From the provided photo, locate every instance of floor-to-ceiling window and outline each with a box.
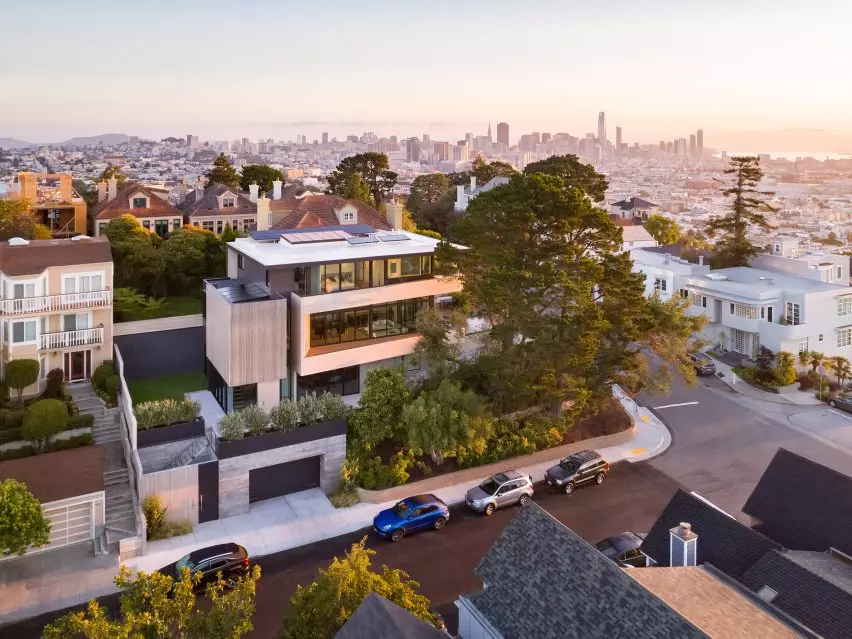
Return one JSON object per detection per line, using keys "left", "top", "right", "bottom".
{"left": 298, "top": 366, "right": 359, "bottom": 397}
{"left": 309, "top": 297, "right": 432, "bottom": 348}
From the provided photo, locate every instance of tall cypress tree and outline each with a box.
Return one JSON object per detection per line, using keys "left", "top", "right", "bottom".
{"left": 206, "top": 153, "right": 240, "bottom": 189}
{"left": 707, "top": 156, "right": 773, "bottom": 267}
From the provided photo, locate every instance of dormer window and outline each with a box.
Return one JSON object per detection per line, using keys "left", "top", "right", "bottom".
{"left": 343, "top": 210, "right": 355, "bottom": 222}
{"left": 132, "top": 197, "right": 148, "bottom": 209}
{"left": 222, "top": 197, "right": 235, "bottom": 208}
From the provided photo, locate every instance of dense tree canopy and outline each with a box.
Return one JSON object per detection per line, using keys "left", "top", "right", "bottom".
{"left": 0, "top": 199, "right": 52, "bottom": 241}
{"left": 350, "top": 368, "right": 410, "bottom": 448}
{"left": 0, "top": 479, "right": 50, "bottom": 556}
{"left": 98, "top": 165, "right": 128, "bottom": 186}
{"left": 450, "top": 155, "right": 517, "bottom": 187}
{"left": 239, "top": 164, "right": 284, "bottom": 195}
{"left": 326, "top": 153, "right": 397, "bottom": 206}
{"left": 523, "top": 154, "right": 609, "bottom": 202}
{"left": 206, "top": 153, "right": 241, "bottom": 189}
{"left": 644, "top": 214, "right": 682, "bottom": 245}
{"left": 406, "top": 173, "right": 455, "bottom": 233}
{"left": 335, "top": 172, "right": 372, "bottom": 204}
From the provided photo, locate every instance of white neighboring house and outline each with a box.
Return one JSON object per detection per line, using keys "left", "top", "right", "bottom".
{"left": 621, "top": 225, "right": 658, "bottom": 252}
{"left": 631, "top": 247, "right": 852, "bottom": 358}
{"left": 454, "top": 176, "right": 511, "bottom": 212}
{"left": 610, "top": 197, "right": 660, "bottom": 222}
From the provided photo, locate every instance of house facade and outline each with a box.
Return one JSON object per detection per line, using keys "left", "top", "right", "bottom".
{"left": 178, "top": 181, "right": 257, "bottom": 234}
{"left": 0, "top": 236, "right": 114, "bottom": 393}
{"left": 3, "top": 172, "right": 88, "bottom": 237}
{"left": 92, "top": 179, "right": 185, "bottom": 238}
{"left": 610, "top": 196, "right": 660, "bottom": 222}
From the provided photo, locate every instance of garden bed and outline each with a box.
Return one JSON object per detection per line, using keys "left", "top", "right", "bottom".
{"left": 216, "top": 419, "right": 347, "bottom": 460}
{"left": 137, "top": 417, "right": 206, "bottom": 448}
{"left": 128, "top": 372, "right": 207, "bottom": 404}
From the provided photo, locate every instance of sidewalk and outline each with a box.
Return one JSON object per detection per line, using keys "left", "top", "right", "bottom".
{"left": 711, "top": 358, "right": 822, "bottom": 406}
{"left": 0, "top": 393, "right": 671, "bottom": 626}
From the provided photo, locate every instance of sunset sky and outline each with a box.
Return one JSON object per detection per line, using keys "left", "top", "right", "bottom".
{"left": 4, "top": 0, "right": 851, "bottom": 150}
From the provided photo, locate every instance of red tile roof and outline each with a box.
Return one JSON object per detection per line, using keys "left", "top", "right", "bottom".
{"left": 270, "top": 195, "right": 391, "bottom": 231}
{"left": 92, "top": 182, "right": 184, "bottom": 220}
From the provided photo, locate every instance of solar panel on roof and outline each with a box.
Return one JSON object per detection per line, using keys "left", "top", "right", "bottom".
{"left": 281, "top": 230, "right": 351, "bottom": 244}
{"left": 347, "top": 236, "right": 380, "bottom": 245}
{"left": 377, "top": 233, "right": 410, "bottom": 242}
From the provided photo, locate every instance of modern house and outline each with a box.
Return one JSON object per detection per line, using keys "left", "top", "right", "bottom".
{"left": 178, "top": 182, "right": 256, "bottom": 234}
{"left": 204, "top": 216, "right": 462, "bottom": 411}
{"left": 92, "top": 179, "right": 185, "bottom": 238}
{"left": 0, "top": 235, "right": 113, "bottom": 392}
{"left": 3, "top": 172, "right": 88, "bottom": 237}
{"left": 454, "top": 176, "right": 511, "bottom": 212}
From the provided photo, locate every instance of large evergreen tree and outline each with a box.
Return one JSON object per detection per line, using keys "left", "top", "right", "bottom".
{"left": 523, "top": 154, "right": 608, "bottom": 202}
{"left": 326, "top": 153, "right": 397, "bottom": 206}
{"left": 206, "top": 153, "right": 241, "bottom": 189}
{"left": 239, "top": 164, "right": 284, "bottom": 194}
{"left": 706, "top": 156, "right": 773, "bottom": 267}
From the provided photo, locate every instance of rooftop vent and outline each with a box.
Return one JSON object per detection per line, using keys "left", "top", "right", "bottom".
{"left": 756, "top": 586, "right": 778, "bottom": 603}
{"left": 8, "top": 237, "right": 30, "bottom": 246}
{"left": 704, "top": 273, "right": 728, "bottom": 281}
{"left": 71, "top": 235, "right": 90, "bottom": 241}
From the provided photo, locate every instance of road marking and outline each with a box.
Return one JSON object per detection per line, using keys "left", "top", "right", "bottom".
{"left": 653, "top": 401, "right": 699, "bottom": 409}
{"left": 640, "top": 415, "right": 651, "bottom": 423}
{"left": 630, "top": 447, "right": 646, "bottom": 455}
{"left": 828, "top": 409, "right": 852, "bottom": 423}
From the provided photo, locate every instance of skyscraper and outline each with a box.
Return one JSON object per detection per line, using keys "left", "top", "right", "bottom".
{"left": 496, "top": 122, "right": 510, "bottom": 147}
{"left": 406, "top": 137, "right": 421, "bottom": 163}
{"left": 541, "top": 132, "right": 551, "bottom": 144}
{"left": 322, "top": 132, "right": 329, "bottom": 145}
{"left": 615, "top": 126, "right": 623, "bottom": 153}
{"left": 697, "top": 129, "right": 704, "bottom": 156}
{"left": 689, "top": 134, "right": 697, "bottom": 157}
{"left": 487, "top": 123, "right": 492, "bottom": 143}
{"left": 597, "top": 112, "right": 606, "bottom": 145}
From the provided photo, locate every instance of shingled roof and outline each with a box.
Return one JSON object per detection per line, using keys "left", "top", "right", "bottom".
{"left": 270, "top": 194, "right": 392, "bottom": 231}
{"left": 177, "top": 183, "right": 256, "bottom": 218}
{"left": 743, "top": 448, "right": 852, "bottom": 555}
{"left": 613, "top": 196, "right": 659, "bottom": 210}
{"left": 0, "top": 236, "right": 113, "bottom": 276}
{"left": 742, "top": 549, "right": 852, "bottom": 639}
{"left": 639, "top": 490, "right": 782, "bottom": 581}
{"left": 334, "top": 593, "right": 444, "bottom": 639}
{"left": 463, "top": 503, "right": 706, "bottom": 638}
{"left": 92, "top": 182, "right": 184, "bottom": 220}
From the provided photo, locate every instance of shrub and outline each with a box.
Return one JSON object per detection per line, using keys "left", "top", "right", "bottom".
{"left": 104, "top": 375, "right": 119, "bottom": 406}
{"left": 134, "top": 398, "right": 200, "bottom": 430}
{"left": 317, "top": 392, "right": 348, "bottom": 422}
{"left": 22, "top": 399, "right": 68, "bottom": 452}
{"left": 92, "top": 361, "right": 115, "bottom": 392}
{"left": 774, "top": 351, "right": 798, "bottom": 386}
{"left": 353, "top": 448, "right": 416, "bottom": 489}
{"left": 48, "top": 433, "right": 93, "bottom": 451}
{"left": 0, "top": 445, "right": 35, "bottom": 461}
{"left": 68, "top": 413, "right": 95, "bottom": 430}
{"left": 218, "top": 411, "right": 245, "bottom": 441}
{"left": 40, "top": 369, "right": 65, "bottom": 400}
{"left": 143, "top": 494, "right": 167, "bottom": 539}
{"left": 5, "top": 359, "right": 40, "bottom": 404}
{"left": 816, "top": 389, "right": 832, "bottom": 402}
{"left": 0, "top": 427, "right": 22, "bottom": 445}
{"left": 270, "top": 399, "right": 300, "bottom": 432}
{"left": 5, "top": 410, "right": 26, "bottom": 430}
{"left": 297, "top": 394, "right": 323, "bottom": 425}
{"left": 241, "top": 404, "right": 269, "bottom": 436}
{"left": 329, "top": 481, "right": 359, "bottom": 508}
{"left": 164, "top": 520, "right": 193, "bottom": 538}
{"left": 0, "top": 408, "right": 8, "bottom": 429}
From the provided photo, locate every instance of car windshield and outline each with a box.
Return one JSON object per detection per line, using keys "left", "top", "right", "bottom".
{"left": 479, "top": 479, "right": 500, "bottom": 495}
{"left": 391, "top": 501, "right": 412, "bottom": 518}
{"left": 559, "top": 459, "right": 579, "bottom": 472}
{"left": 176, "top": 555, "right": 196, "bottom": 572}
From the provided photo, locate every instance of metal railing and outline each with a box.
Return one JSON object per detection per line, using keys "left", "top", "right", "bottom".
{"left": 161, "top": 436, "right": 208, "bottom": 471}
{"left": 0, "top": 289, "right": 112, "bottom": 315}
{"left": 38, "top": 327, "right": 104, "bottom": 350}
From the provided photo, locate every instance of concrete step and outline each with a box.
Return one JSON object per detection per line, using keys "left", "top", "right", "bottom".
{"left": 95, "top": 436, "right": 122, "bottom": 445}
{"left": 93, "top": 427, "right": 121, "bottom": 436}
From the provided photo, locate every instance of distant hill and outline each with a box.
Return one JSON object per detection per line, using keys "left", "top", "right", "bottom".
{"left": 0, "top": 137, "right": 34, "bottom": 150}
{"left": 58, "top": 133, "right": 131, "bottom": 148}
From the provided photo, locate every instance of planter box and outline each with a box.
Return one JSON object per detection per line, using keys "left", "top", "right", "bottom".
{"left": 216, "top": 419, "right": 347, "bottom": 460}
{"left": 137, "top": 417, "right": 206, "bottom": 448}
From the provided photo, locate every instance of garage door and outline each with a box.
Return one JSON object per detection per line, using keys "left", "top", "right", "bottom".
{"left": 248, "top": 456, "right": 321, "bottom": 503}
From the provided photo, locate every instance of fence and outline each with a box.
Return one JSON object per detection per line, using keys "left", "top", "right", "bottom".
{"left": 139, "top": 465, "right": 199, "bottom": 526}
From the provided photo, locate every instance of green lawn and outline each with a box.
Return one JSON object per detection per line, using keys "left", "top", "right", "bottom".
{"left": 128, "top": 372, "right": 207, "bottom": 405}
{"left": 115, "top": 295, "right": 203, "bottom": 323}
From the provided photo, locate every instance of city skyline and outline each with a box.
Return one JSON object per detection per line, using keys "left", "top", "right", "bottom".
{"left": 3, "top": 0, "right": 851, "bottom": 150}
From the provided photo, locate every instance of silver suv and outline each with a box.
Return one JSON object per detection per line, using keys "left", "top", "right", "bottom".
{"left": 465, "top": 470, "right": 534, "bottom": 516}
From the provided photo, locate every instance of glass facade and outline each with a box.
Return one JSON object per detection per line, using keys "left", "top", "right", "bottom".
{"left": 298, "top": 366, "right": 360, "bottom": 397}
{"left": 309, "top": 296, "right": 432, "bottom": 348}
{"left": 300, "top": 256, "right": 433, "bottom": 296}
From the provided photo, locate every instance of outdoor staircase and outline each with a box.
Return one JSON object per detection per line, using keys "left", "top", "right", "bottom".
{"left": 67, "top": 383, "right": 138, "bottom": 548}
{"left": 161, "top": 435, "right": 209, "bottom": 471}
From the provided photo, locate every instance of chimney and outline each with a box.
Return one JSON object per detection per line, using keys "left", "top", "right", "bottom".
{"left": 177, "top": 183, "right": 187, "bottom": 204}
{"left": 97, "top": 181, "right": 107, "bottom": 203}
{"left": 195, "top": 183, "right": 204, "bottom": 202}
{"left": 249, "top": 182, "right": 259, "bottom": 203}
{"left": 698, "top": 255, "right": 704, "bottom": 266}
{"left": 669, "top": 522, "right": 697, "bottom": 567}
{"left": 272, "top": 179, "right": 283, "bottom": 200}
{"left": 385, "top": 199, "right": 403, "bottom": 231}
{"left": 107, "top": 177, "right": 118, "bottom": 202}
{"left": 470, "top": 176, "right": 477, "bottom": 192}
{"left": 256, "top": 193, "right": 271, "bottom": 232}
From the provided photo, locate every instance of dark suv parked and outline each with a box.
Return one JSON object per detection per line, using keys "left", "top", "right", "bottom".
{"left": 159, "top": 543, "right": 249, "bottom": 591}
{"left": 688, "top": 352, "right": 716, "bottom": 375}
{"left": 545, "top": 449, "right": 609, "bottom": 494}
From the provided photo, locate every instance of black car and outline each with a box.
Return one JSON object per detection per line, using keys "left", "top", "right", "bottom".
{"left": 159, "top": 543, "right": 249, "bottom": 591}
{"left": 544, "top": 449, "right": 609, "bottom": 494}
{"left": 688, "top": 352, "right": 716, "bottom": 375}
{"left": 826, "top": 395, "right": 852, "bottom": 413}
{"left": 595, "top": 532, "right": 648, "bottom": 567}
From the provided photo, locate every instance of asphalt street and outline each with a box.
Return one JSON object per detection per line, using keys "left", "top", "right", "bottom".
{"left": 0, "top": 462, "right": 682, "bottom": 639}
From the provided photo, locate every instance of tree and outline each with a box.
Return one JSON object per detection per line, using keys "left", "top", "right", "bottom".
{"left": 407, "top": 174, "right": 450, "bottom": 217}
{"left": 471, "top": 155, "right": 517, "bottom": 184}
{"left": 0, "top": 199, "right": 52, "bottom": 241}
{"left": 23, "top": 399, "right": 68, "bottom": 452}
{"left": 113, "top": 287, "right": 163, "bottom": 322}
{"left": 774, "top": 352, "right": 798, "bottom": 386}
{"left": 644, "top": 214, "right": 682, "bottom": 245}
{"left": 706, "top": 156, "right": 773, "bottom": 267}
{"left": 105, "top": 215, "right": 165, "bottom": 296}
{"left": 221, "top": 224, "right": 246, "bottom": 243}
{"left": 161, "top": 226, "right": 224, "bottom": 294}
{"left": 326, "top": 153, "right": 397, "bottom": 207}
{"left": 43, "top": 564, "right": 260, "bottom": 638}
{"left": 5, "top": 358, "right": 40, "bottom": 404}
{"left": 206, "top": 153, "right": 241, "bottom": 189}
{"left": 336, "top": 172, "right": 372, "bottom": 204}
{"left": 350, "top": 367, "right": 410, "bottom": 447}
{"left": 0, "top": 479, "right": 50, "bottom": 556}
{"left": 403, "top": 379, "right": 489, "bottom": 465}
{"left": 523, "top": 154, "right": 608, "bottom": 202}
{"left": 412, "top": 308, "right": 460, "bottom": 383}
{"left": 98, "top": 165, "right": 128, "bottom": 186}
{"left": 277, "top": 538, "right": 437, "bottom": 639}
{"left": 827, "top": 356, "right": 852, "bottom": 386}
{"left": 239, "top": 165, "right": 284, "bottom": 195}
{"left": 809, "top": 351, "right": 825, "bottom": 374}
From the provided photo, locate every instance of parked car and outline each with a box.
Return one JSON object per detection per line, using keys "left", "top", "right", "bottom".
{"left": 826, "top": 395, "right": 852, "bottom": 413}
{"left": 595, "top": 532, "right": 648, "bottom": 567}
{"left": 688, "top": 352, "right": 716, "bottom": 375}
{"left": 159, "top": 543, "right": 249, "bottom": 591}
{"left": 373, "top": 494, "right": 450, "bottom": 542}
{"left": 465, "top": 471, "right": 534, "bottom": 515}
{"left": 544, "top": 449, "right": 609, "bottom": 494}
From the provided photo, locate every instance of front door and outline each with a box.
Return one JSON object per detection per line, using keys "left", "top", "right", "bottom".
{"left": 64, "top": 350, "right": 91, "bottom": 382}
{"left": 198, "top": 461, "right": 220, "bottom": 523}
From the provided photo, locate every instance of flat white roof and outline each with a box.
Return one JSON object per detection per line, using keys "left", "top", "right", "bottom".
{"left": 630, "top": 249, "right": 708, "bottom": 275}
{"left": 686, "top": 266, "right": 846, "bottom": 298}
{"left": 229, "top": 230, "right": 458, "bottom": 267}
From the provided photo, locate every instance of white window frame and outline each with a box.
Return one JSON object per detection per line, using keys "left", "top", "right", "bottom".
{"left": 62, "top": 312, "right": 91, "bottom": 332}
{"left": 837, "top": 265, "right": 843, "bottom": 281}
{"left": 799, "top": 338, "right": 809, "bottom": 354}
{"left": 732, "top": 303, "right": 759, "bottom": 320}
{"left": 839, "top": 297, "right": 852, "bottom": 317}
{"left": 11, "top": 319, "right": 38, "bottom": 345}
{"left": 838, "top": 327, "right": 852, "bottom": 348}
{"left": 785, "top": 301, "right": 801, "bottom": 326}
{"left": 62, "top": 271, "right": 106, "bottom": 295}
{"left": 222, "top": 197, "right": 236, "bottom": 208}
{"left": 342, "top": 210, "right": 356, "bottom": 222}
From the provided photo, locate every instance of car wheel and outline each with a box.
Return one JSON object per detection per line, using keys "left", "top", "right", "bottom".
{"left": 564, "top": 482, "right": 575, "bottom": 495}
{"left": 484, "top": 503, "right": 495, "bottom": 516}
{"left": 391, "top": 528, "right": 404, "bottom": 542}
{"left": 434, "top": 517, "right": 447, "bottom": 530}
{"left": 519, "top": 493, "right": 531, "bottom": 506}
{"left": 829, "top": 400, "right": 837, "bottom": 407}
{"left": 595, "top": 473, "right": 606, "bottom": 485}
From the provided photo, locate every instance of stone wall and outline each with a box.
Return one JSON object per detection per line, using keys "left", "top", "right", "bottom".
{"left": 217, "top": 434, "right": 346, "bottom": 518}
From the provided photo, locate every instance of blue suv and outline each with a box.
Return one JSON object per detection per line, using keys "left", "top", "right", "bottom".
{"left": 373, "top": 494, "right": 450, "bottom": 542}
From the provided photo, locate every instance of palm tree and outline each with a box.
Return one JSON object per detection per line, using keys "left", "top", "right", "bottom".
{"left": 826, "top": 356, "right": 852, "bottom": 386}
{"left": 809, "top": 351, "right": 825, "bottom": 374}
{"left": 798, "top": 351, "right": 809, "bottom": 370}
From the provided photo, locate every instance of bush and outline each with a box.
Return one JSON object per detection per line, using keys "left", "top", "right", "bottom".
{"left": 270, "top": 399, "right": 300, "bottom": 433}
{"left": 142, "top": 494, "right": 167, "bottom": 539}
{"left": 48, "top": 433, "right": 93, "bottom": 451}
{"left": 353, "top": 448, "right": 417, "bottom": 490}
{"left": 774, "top": 351, "right": 797, "bottom": 386}
{"left": 297, "top": 394, "right": 323, "bottom": 425}
{"left": 0, "top": 408, "right": 9, "bottom": 429}
{"left": 104, "top": 375, "right": 119, "bottom": 406}
{"left": 218, "top": 411, "right": 245, "bottom": 441}
{"left": 0, "top": 427, "right": 22, "bottom": 445}
{"left": 317, "top": 392, "right": 348, "bottom": 422}
{"left": 816, "top": 389, "right": 832, "bottom": 402}
{"left": 454, "top": 418, "right": 537, "bottom": 469}
{"left": 241, "top": 404, "right": 269, "bottom": 436}
{"left": 328, "top": 481, "right": 359, "bottom": 508}
{"left": 134, "top": 398, "right": 200, "bottom": 430}
{"left": 4, "top": 410, "right": 26, "bottom": 430}
{"left": 92, "top": 361, "right": 115, "bottom": 391}
{"left": 40, "top": 369, "right": 65, "bottom": 400}
{"left": 0, "top": 445, "right": 34, "bottom": 461}
{"left": 5, "top": 359, "right": 40, "bottom": 404}
{"left": 68, "top": 413, "right": 95, "bottom": 430}
{"left": 22, "top": 399, "right": 68, "bottom": 452}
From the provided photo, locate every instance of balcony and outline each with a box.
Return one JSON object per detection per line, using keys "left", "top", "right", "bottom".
{"left": 0, "top": 290, "right": 112, "bottom": 316}
{"left": 39, "top": 327, "right": 104, "bottom": 350}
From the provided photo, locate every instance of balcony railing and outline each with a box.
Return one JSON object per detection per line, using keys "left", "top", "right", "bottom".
{"left": 39, "top": 327, "right": 104, "bottom": 350}
{"left": 0, "top": 290, "right": 112, "bottom": 315}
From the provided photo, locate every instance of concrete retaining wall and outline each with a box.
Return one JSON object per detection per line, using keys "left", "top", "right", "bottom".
{"left": 356, "top": 426, "right": 635, "bottom": 504}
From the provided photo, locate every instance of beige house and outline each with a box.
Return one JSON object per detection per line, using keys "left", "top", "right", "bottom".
{"left": 0, "top": 236, "right": 114, "bottom": 394}
{"left": 92, "top": 179, "right": 185, "bottom": 238}
{"left": 178, "top": 182, "right": 256, "bottom": 234}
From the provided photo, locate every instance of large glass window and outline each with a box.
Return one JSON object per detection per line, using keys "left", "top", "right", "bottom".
{"left": 310, "top": 314, "right": 326, "bottom": 347}
{"left": 298, "top": 366, "right": 359, "bottom": 397}
{"left": 355, "top": 308, "right": 370, "bottom": 340}
{"left": 372, "top": 260, "right": 385, "bottom": 287}
{"left": 421, "top": 255, "right": 432, "bottom": 274}
{"left": 304, "top": 256, "right": 434, "bottom": 294}
{"left": 340, "top": 262, "right": 355, "bottom": 291}
{"left": 401, "top": 256, "right": 421, "bottom": 277}
{"left": 323, "top": 263, "right": 340, "bottom": 293}
{"left": 12, "top": 320, "right": 37, "bottom": 344}
{"left": 371, "top": 304, "right": 389, "bottom": 337}
{"left": 309, "top": 297, "right": 433, "bottom": 348}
